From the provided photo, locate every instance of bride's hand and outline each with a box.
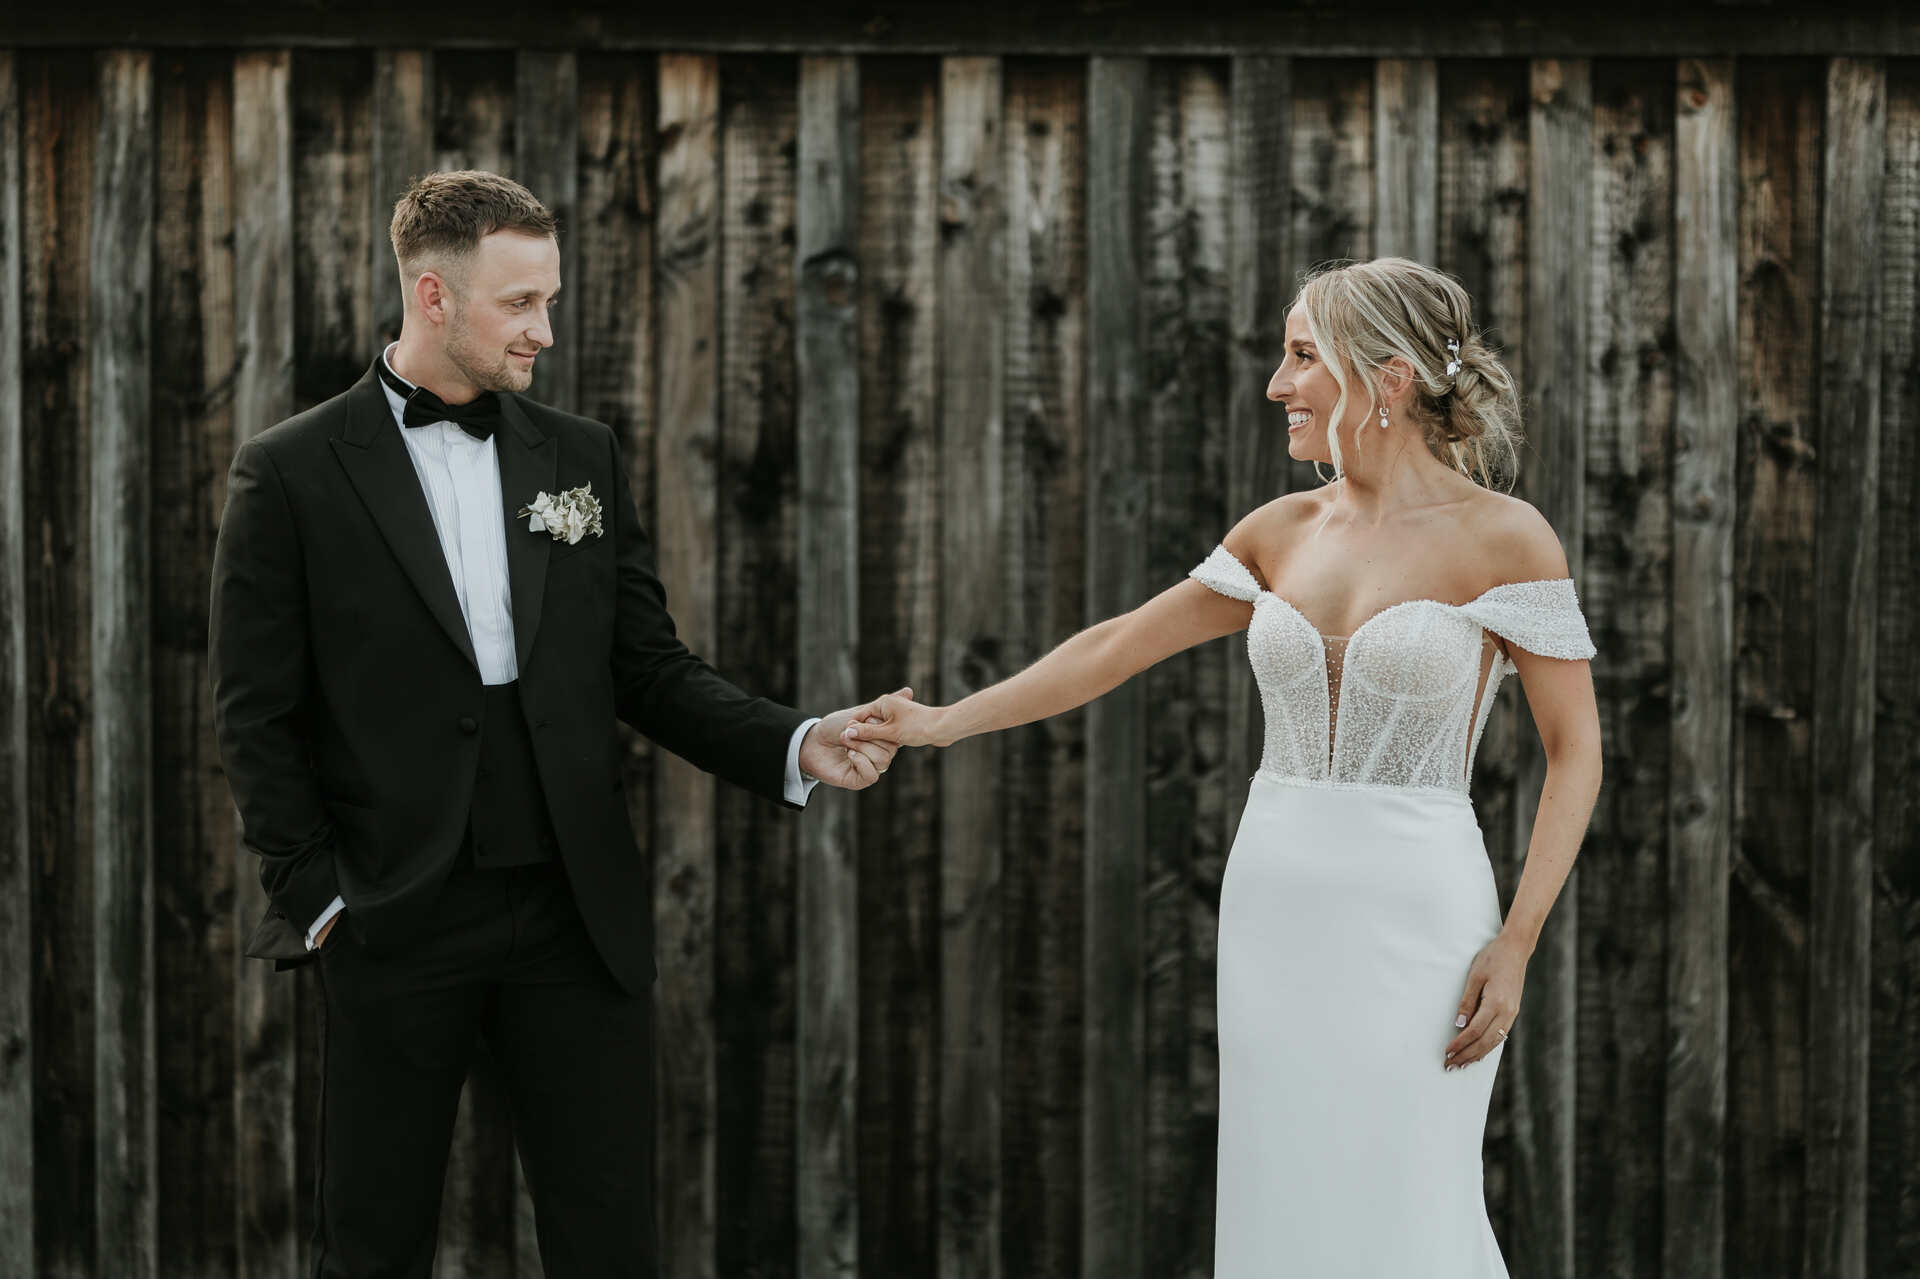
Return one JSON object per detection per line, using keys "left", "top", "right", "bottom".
{"left": 1444, "top": 932, "right": 1528, "bottom": 1070}
{"left": 842, "top": 690, "right": 948, "bottom": 750}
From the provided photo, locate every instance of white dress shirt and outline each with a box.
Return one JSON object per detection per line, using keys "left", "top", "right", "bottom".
{"left": 307, "top": 346, "right": 818, "bottom": 947}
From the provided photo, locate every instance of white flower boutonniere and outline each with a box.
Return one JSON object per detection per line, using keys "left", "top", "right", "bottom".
{"left": 517, "top": 483, "right": 605, "bottom": 545}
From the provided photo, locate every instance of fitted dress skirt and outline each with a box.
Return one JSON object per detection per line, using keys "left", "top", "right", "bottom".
{"left": 1212, "top": 773, "right": 1511, "bottom": 1277}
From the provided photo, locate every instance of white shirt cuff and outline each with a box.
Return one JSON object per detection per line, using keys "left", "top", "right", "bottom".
{"left": 786, "top": 718, "right": 822, "bottom": 806}
{"left": 306, "top": 895, "right": 347, "bottom": 950}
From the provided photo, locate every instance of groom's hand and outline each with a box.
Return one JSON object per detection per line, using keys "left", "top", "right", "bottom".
{"left": 800, "top": 688, "right": 913, "bottom": 790}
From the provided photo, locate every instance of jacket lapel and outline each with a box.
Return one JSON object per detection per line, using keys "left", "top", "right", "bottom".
{"left": 328, "top": 361, "right": 480, "bottom": 673}
{"left": 495, "top": 393, "right": 555, "bottom": 671}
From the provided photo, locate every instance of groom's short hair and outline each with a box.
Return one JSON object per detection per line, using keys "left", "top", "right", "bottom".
{"left": 389, "top": 170, "right": 557, "bottom": 294}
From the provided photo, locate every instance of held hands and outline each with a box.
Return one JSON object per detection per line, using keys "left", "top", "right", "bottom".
{"left": 839, "top": 689, "right": 948, "bottom": 750}
{"left": 799, "top": 688, "right": 916, "bottom": 790}
{"left": 1444, "top": 931, "right": 1529, "bottom": 1070}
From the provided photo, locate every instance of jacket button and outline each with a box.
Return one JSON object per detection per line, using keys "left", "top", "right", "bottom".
{"left": 458, "top": 716, "right": 478, "bottom": 734}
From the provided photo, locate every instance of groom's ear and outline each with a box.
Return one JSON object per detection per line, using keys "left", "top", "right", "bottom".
{"left": 412, "top": 268, "right": 454, "bottom": 324}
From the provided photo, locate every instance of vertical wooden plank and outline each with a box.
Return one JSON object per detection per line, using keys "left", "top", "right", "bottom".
{"left": 229, "top": 49, "right": 297, "bottom": 1279}
{"left": 1372, "top": 58, "right": 1437, "bottom": 262}
{"left": 292, "top": 51, "right": 373, "bottom": 408}
{"left": 152, "top": 48, "right": 240, "bottom": 1278}
{"left": 854, "top": 56, "right": 940, "bottom": 1279}
{"left": 1868, "top": 57, "right": 1920, "bottom": 1279}
{"left": 0, "top": 47, "right": 31, "bottom": 1279}
{"left": 1668, "top": 54, "right": 1736, "bottom": 1279}
{"left": 1082, "top": 54, "right": 1148, "bottom": 1279}
{"left": 936, "top": 53, "right": 1004, "bottom": 1279}
{"left": 1001, "top": 56, "right": 1086, "bottom": 1279}
{"left": 1141, "top": 58, "right": 1229, "bottom": 1279}
{"left": 1224, "top": 55, "right": 1289, "bottom": 833}
{"left": 370, "top": 50, "right": 433, "bottom": 348}
{"left": 795, "top": 52, "right": 860, "bottom": 1279}
{"left": 433, "top": 52, "right": 515, "bottom": 176}
{"left": 1284, "top": 58, "right": 1370, "bottom": 493}
{"left": 654, "top": 52, "right": 722, "bottom": 1279}
{"left": 1509, "top": 56, "right": 1588, "bottom": 1279}
{"left": 90, "top": 47, "right": 156, "bottom": 1279}
{"left": 1576, "top": 56, "right": 1675, "bottom": 1279}
{"left": 23, "top": 48, "right": 97, "bottom": 1279}
{"left": 1805, "top": 55, "right": 1883, "bottom": 1279}
{"left": 516, "top": 51, "right": 579, "bottom": 413}
{"left": 1436, "top": 56, "right": 1529, "bottom": 1246}
{"left": 714, "top": 51, "right": 799, "bottom": 1279}
{"left": 1729, "top": 57, "right": 1821, "bottom": 1279}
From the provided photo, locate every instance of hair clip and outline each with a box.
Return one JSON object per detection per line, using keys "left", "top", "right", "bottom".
{"left": 1444, "top": 339, "right": 1462, "bottom": 379}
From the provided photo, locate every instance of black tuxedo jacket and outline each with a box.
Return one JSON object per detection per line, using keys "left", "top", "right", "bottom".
{"left": 209, "top": 358, "right": 807, "bottom": 995}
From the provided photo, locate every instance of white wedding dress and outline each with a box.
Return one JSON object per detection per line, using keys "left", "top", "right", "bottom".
{"left": 1189, "top": 544, "right": 1596, "bottom": 1278}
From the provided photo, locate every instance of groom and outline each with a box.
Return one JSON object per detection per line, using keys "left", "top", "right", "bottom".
{"left": 210, "top": 169, "right": 898, "bottom": 1276}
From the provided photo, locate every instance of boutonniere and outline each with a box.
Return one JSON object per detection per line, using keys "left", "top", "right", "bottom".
{"left": 517, "top": 483, "right": 605, "bottom": 545}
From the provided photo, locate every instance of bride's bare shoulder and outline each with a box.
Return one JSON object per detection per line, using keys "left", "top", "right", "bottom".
{"left": 1463, "top": 489, "right": 1572, "bottom": 585}
{"left": 1219, "top": 491, "right": 1328, "bottom": 585}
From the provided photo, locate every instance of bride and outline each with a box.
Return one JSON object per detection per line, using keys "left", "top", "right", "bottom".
{"left": 847, "top": 257, "right": 1603, "bottom": 1275}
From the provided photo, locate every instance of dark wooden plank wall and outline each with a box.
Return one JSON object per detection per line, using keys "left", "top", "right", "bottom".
{"left": 2, "top": 48, "right": 1916, "bottom": 1279}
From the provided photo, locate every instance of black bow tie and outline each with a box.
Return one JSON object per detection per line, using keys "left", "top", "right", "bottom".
{"left": 377, "top": 358, "right": 503, "bottom": 441}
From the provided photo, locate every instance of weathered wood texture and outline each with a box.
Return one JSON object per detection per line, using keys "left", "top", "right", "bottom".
{"left": 1581, "top": 57, "right": 1674, "bottom": 1279}
{"left": 3, "top": 45, "right": 1916, "bottom": 1279}
{"left": 853, "top": 53, "right": 941, "bottom": 1279}
{"left": 653, "top": 51, "right": 723, "bottom": 1279}
{"left": 795, "top": 51, "right": 861, "bottom": 1279}
{"left": 88, "top": 48, "right": 156, "bottom": 1279}
{"left": 1806, "top": 56, "right": 1884, "bottom": 1279}
{"left": 1730, "top": 56, "right": 1823, "bottom": 1279}
{"left": 935, "top": 54, "right": 1006, "bottom": 1279}
{"left": 714, "top": 53, "right": 800, "bottom": 1279}
{"left": 1082, "top": 54, "right": 1150, "bottom": 1279}
{"left": 1000, "top": 56, "right": 1086, "bottom": 1279}
{"left": 1667, "top": 54, "right": 1736, "bottom": 1279}
{"left": 1871, "top": 57, "right": 1920, "bottom": 1279}
{"left": 0, "top": 47, "right": 29, "bottom": 1279}
{"left": 1142, "top": 59, "right": 1229, "bottom": 1279}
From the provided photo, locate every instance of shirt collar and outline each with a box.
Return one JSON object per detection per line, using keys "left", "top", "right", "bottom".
{"left": 377, "top": 343, "right": 414, "bottom": 430}
{"left": 378, "top": 343, "right": 492, "bottom": 444}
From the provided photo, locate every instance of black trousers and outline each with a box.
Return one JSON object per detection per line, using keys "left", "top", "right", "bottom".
{"left": 312, "top": 846, "right": 655, "bottom": 1277}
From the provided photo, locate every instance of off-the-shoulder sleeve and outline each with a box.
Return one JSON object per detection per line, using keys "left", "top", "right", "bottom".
{"left": 1457, "top": 578, "right": 1596, "bottom": 660}
{"left": 1188, "top": 544, "right": 1264, "bottom": 602}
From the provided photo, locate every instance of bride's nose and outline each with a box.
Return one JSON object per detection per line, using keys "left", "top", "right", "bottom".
{"left": 1267, "top": 367, "right": 1289, "bottom": 401}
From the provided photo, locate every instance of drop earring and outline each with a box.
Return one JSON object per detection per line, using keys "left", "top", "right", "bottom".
{"left": 1378, "top": 404, "right": 1389, "bottom": 430}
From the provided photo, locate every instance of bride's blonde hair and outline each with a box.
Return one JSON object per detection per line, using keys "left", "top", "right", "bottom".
{"left": 1293, "top": 257, "right": 1523, "bottom": 489}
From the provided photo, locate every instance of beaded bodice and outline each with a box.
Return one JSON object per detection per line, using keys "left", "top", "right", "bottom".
{"left": 1191, "top": 544, "right": 1596, "bottom": 797}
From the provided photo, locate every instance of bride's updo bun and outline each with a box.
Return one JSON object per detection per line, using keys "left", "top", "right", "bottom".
{"left": 1294, "top": 257, "right": 1523, "bottom": 489}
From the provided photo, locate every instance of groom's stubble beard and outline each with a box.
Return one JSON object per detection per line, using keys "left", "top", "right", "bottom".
{"left": 443, "top": 290, "right": 534, "bottom": 395}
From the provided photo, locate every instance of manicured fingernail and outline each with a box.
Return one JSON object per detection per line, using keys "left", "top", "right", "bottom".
{"left": 1455, "top": 1014, "right": 1467, "bottom": 1027}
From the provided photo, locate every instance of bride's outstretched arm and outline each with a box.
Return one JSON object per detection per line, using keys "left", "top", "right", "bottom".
{"left": 845, "top": 578, "right": 1253, "bottom": 750}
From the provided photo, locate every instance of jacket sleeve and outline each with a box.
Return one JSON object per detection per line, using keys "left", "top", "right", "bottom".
{"left": 605, "top": 429, "right": 809, "bottom": 807}
{"left": 208, "top": 437, "right": 343, "bottom": 927}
